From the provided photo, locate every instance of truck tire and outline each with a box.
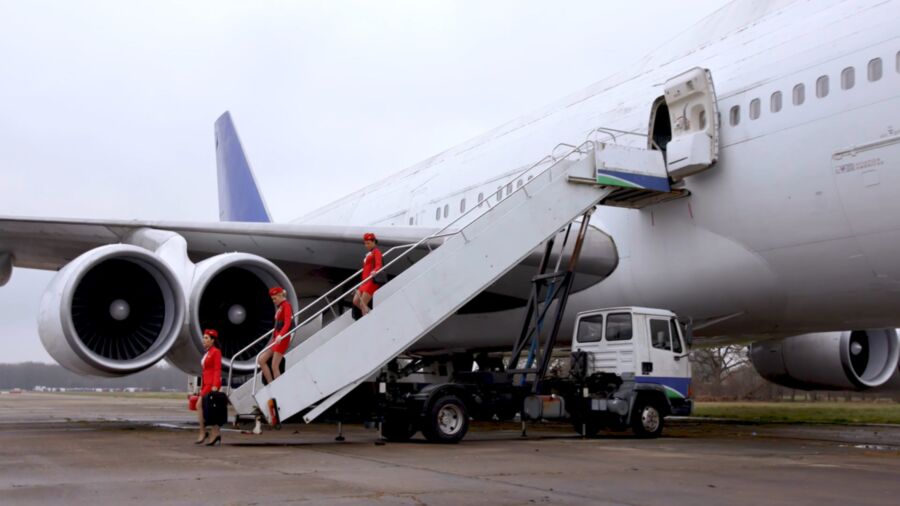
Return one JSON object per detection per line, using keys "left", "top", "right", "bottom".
{"left": 630, "top": 398, "right": 664, "bottom": 438}
{"left": 381, "top": 417, "right": 418, "bottom": 442}
{"left": 422, "top": 394, "right": 469, "bottom": 444}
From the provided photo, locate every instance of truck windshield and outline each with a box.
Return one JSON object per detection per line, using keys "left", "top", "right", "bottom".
{"left": 669, "top": 319, "right": 683, "bottom": 353}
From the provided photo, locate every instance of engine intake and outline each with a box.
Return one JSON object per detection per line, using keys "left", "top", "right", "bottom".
{"left": 166, "top": 253, "right": 297, "bottom": 375}
{"left": 38, "top": 245, "right": 185, "bottom": 377}
{"left": 750, "top": 330, "right": 900, "bottom": 390}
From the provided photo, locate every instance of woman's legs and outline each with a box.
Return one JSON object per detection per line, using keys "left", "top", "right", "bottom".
{"left": 208, "top": 424, "right": 221, "bottom": 443}
{"left": 352, "top": 289, "right": 364, "bottom": 313}
{"left": 272, "top": 352, "right": 285, "bottom": 380}
{"left": 196, "top": 394, "right": 206, "bottom": 443}
{"left": 258, "top": 348, "right": 274, "bottom": 384}
{"left": 360, "top": 292, "right": 373, "bottom": 316}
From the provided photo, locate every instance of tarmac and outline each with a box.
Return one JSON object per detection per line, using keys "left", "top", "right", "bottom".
{"left": 1, "top": 392, "right": 899, "bottom": 505}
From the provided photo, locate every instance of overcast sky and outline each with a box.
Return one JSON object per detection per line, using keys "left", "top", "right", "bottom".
{"left": 0, "top": 0, "right": 729, "bottom": 364}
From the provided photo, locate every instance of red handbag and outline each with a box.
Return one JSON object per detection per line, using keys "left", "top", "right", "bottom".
{"left": 188, "top": 394, "right": 199, "bottom": 411}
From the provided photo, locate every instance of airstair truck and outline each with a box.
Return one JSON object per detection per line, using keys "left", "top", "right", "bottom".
{"left": 222, "top": 146, "right": 699, "bottom": 441}
{"left": 227, "top": 76, "right": 717, "bottom": 441}
{"left": 225, "top": 135, "right": 703, "bottom": 442}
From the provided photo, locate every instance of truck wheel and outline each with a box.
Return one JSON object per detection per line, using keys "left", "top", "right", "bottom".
{"left": 422, "top": 394, "right": 469, "bottom": 444}
{"left": 631, "top": 399, "right": 664, "bottom": 438}
{"left": 381, "top": 417, "right": 418, "bottom": 442}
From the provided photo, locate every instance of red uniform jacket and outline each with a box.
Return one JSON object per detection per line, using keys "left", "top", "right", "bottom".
{"left": 200, "top": 346, "right": 222, "bottom": 394}
{"left": 273, "top": 300, "right": 293, "bottom": 338}
{"left": 360, "top": 248, "right": 383, "bottom": 294}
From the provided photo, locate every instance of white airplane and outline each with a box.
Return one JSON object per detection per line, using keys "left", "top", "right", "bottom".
{"left": 2, "top": 0, "right": 899, "bottom": 393}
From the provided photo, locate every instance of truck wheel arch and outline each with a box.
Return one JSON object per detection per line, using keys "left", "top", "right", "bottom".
{"left": 630, "top": 386, "right": 672, "bottom": 418}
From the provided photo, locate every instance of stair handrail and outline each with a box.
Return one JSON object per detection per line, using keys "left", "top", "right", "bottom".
{"left": 225, "top": 241, "right": 418, "bottom": 393}
{"left": 240, "top": 138, "right": 601, "bottom": 397}
{"left": 587, "top": 126, "right": 664, "bottom": 152}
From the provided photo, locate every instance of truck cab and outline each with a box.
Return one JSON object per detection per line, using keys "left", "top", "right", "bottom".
{"left": 569, "top": 306, "right": 692, "bottom": 437}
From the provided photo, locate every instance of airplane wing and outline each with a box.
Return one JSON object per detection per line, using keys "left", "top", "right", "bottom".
{"left": 0, "top": 215, "right": 443, "bottom": 295}
{"left": 0, "top": 215, "right": 613, "bottom": 299}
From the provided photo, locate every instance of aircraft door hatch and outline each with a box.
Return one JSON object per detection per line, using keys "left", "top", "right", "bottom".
{"left": 662, "top": 67, "right": 719, "bottom": 180}
{"left": 648, "top": 96, "right": 671, "bottom": 159}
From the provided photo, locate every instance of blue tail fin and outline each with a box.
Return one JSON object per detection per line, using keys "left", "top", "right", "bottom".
{"left": 214, "top": 111, "right": 272, "bottom": 222}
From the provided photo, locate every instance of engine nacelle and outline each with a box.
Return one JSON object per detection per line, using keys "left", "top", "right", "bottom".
{"left": 166, "top": 253, "right": 297, "bottom": 375}
{"left": 38, "top": 245, "right": 185, "bottom": 377}
{"left": 750, "top": 330, "right": 900, "bottom": 390}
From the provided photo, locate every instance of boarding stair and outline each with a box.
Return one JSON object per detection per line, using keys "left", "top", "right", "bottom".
{"left": 227, "top": 134, "right": 685, "bottom": 426}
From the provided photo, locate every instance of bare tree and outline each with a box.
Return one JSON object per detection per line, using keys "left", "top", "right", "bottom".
{"left": 691, "top": 345, "right": 749, "bottom": 382}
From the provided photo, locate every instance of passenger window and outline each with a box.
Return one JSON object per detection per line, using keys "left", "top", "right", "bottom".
{"left": 409, "top": 217, "right": 414, "bottom": 225}
{"left": 516, "top": 179, "right": 523, "bottom": 189}
{"left": 527, "top": 175, "right": 533, "bottom": 181}
{"left": 841, "top": 67, "right": 855, "bottom": 90}
{"left": 605, "top": 313, "right": 632, "bottom": 341}
{"left": 496, "top": 187, "right": 502, "bottom": 202}
{"left": 792, "top": 84, "right": 805, "bottom": 105}
{"left": 669, "top": 320, "right": 683, "bottom": 354}
{"left": 443, "top": 204, "right": 449, "bottom": 218}
{"left": 816, "top": 75, "right": 829, "bottom": 98}
{"left": 506, "top": 182, "right": 513, "bottom": 196}
{"left": 868, "top": 58, "right": 883, "bottom": 81}
{"left": 770, "top": 91, "right": 782, "bottom": 113}
{"left": 749, "top": 98, "right": 760, "bottom": 120}
{"left": 576, "top": 315, "right": 604, "bottom": 343}
{"left": 435, "top": 208, "right": 440, "bottom": 221}
{"left": 459, "top": 198, "right": 466, "bottom": 213}
{"left": 729, "top": 105, "right": 740, "bottom": 126}
{"left": 650, "top": 319, "right": 672, "bottom": 351}
{"left": 477, "top": 192, "right": 484, "bottom": 205}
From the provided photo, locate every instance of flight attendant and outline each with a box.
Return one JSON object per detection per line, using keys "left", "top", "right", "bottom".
{"left": 353, "top": 232, "right": 383, "bottom": 317}
{"left": 258, "top": 286, "right": 293, "bottom": 384}
{"left": 195, "top": 329, "right": 222, "bottom": 445}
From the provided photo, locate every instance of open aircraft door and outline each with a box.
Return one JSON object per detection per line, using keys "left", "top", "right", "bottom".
{"left": 663, "top": 67, "right": 719, "bottom": 180}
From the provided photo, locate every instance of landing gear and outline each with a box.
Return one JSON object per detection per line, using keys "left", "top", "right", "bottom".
{"left": 422, "top": 394, "right": 469, "bottom": 444}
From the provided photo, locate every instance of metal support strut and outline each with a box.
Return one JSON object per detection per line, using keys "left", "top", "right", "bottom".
{"left": 508, "top": 208, "right": 595, "bottom": 393}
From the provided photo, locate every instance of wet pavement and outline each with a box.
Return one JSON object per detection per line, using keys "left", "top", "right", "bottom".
{"left": 1, "top": 392, "right": 899, "bottom": 505}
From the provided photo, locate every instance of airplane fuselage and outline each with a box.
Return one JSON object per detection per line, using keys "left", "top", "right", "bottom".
{"left": 296, "top": 0, "right": 900, "bottom": 349}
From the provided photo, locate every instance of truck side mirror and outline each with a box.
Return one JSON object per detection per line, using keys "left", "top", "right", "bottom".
{"left": 680, "top": 317, "right": 694, "bottom": 348}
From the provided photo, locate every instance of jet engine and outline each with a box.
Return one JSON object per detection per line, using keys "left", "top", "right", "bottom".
{"left": 750, "top": 330, "right": 900, "bottom": 390}
{"left": 38, "top": 245, "right": 185, "bottom": 377}
{"left": 166, "top": 253, "right": 297, "bottom": 375}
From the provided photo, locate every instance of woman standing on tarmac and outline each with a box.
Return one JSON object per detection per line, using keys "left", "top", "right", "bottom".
{"left": 353, "top": 232, "right": 383, "bottom": 317}
{"left": 258, "top": 286, "right": 293, "bottom": 384}
{"left": 195, "top": 329, "right": 222, "bottom": 445}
